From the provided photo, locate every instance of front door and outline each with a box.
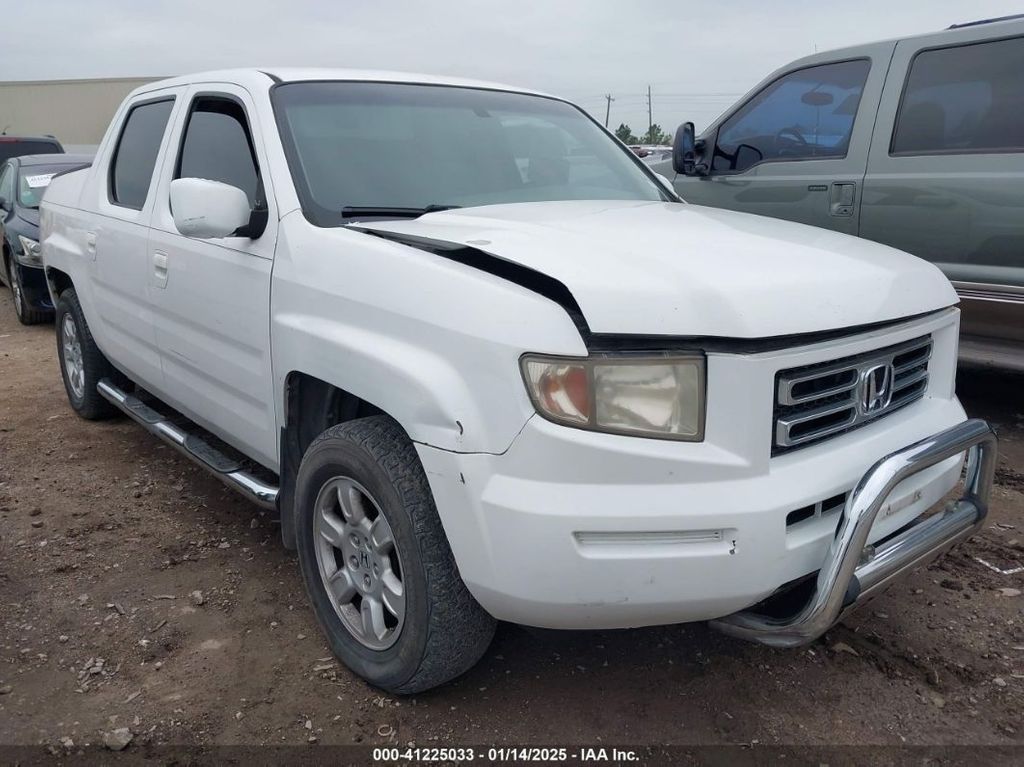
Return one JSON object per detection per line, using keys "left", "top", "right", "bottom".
{"left": 147, "top": 84, "right": 279, "bottom": 470}
{"left": 669, "top": 44, "right": 894, "bottom": 236}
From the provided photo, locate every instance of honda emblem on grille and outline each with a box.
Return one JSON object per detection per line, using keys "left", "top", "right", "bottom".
{"left": 859, "top": 363, "right": 894, "bottom": 415}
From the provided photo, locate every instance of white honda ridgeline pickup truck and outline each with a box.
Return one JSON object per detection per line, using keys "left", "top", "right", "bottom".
{"left": 40, "top": 69, "right": 996, "bottom": 693}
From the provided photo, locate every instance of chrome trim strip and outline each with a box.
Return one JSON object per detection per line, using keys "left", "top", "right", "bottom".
{"left": 711, "top": 418, "right": 997, "bottom": 647}
{"left": 891, "top": 367, "right": 928, "bottom": 392}
{"left": 953, "top": 281, "right": 1024, "bottom": 304}
{"left": 97, "top": 379, "right": 279, "bottom": 510}
{"left": 778, "top": 371, "right": 858, "bottom": 406}
{"left": 775, "top": 401, "right": 857, "bottom": 447}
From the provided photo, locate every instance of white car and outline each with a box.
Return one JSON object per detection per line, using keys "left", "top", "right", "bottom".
{"left": 40, "top": 68, "right": 996, "bottom": 693}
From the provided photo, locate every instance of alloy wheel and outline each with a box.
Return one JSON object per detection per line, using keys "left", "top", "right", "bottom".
{"left": 10, "top": 266, "right": 23, "bottom": 317}
{"left": 61, "top": 313, "right": 86, "bottom": 400}
{"left": 313, "top": 476, "right": 406, "bottom": 650}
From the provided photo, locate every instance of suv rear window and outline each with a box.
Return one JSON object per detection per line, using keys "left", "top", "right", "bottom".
{"left": 891, "top": 36, "right": 1024, "bottom": 155}
{"left": 0, "top": 140, "right": 62, "bottom": 163}
{"left": 110, "top": 98, "right": 175, "bottom": 209}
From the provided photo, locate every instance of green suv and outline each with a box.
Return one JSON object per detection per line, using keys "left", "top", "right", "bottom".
{"left": 659, "top": 14, "right": 1024, "bottom": 371}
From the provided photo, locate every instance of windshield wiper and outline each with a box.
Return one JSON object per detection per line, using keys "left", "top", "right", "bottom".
{"left": 340, "top": 204, "right": 460, "bottom": 220}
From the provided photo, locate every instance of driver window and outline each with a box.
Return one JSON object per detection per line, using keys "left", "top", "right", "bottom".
{"left": 714, "top": 59, "right": 871, "bottom": 173}
{"left": 175, "top": 96, "right": 260, "bottom": 206}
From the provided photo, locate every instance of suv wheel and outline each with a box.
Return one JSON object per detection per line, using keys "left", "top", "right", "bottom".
{"left": 9, "top": 260, "right": 49, "bottom": 325}
{"left": 295, "top": 416, "right": 496, "bottom": 693}
{"left": 55, "top": 289, "right": 117, "bottom": 420}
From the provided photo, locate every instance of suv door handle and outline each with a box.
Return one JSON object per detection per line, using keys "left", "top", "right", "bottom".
{"left": 85, "top": 231, "right": 97, "bottom": 259}
{"left": 152, "top": 251, "right": 169, "bottom": 289}
{"left": 829, "top": 182, "right": 856, "bottom": 217}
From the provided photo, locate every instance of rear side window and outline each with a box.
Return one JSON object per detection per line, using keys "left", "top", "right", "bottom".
{"left": 175, "top": 97, "right": 260, "bottom": 206}
{"left": 0, "top": 140, "right": 61, "bottom": 163}
{"left": 110, "top": 98, "right": 174, "bottom": 209}
{"left": 892, "top": 36, "right": 1024, "bottom": 155}
{"left": 714, "top": 59, "right": 871, "bottom": 173}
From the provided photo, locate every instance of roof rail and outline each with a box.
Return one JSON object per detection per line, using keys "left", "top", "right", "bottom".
{"left": 948, "top": 13, "right": 1024, "bottom": 29}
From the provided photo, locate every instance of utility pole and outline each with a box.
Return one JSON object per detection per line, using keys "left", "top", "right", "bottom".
{"left": 646, "top": 85, "right": 653, "bottom": 142}
{"left": 604, "top": 94, "right": 614, "bottom": 127}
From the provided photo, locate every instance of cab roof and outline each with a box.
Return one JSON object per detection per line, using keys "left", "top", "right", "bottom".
{"left": 131, "top": 68, "right": 552, "bottom": 100}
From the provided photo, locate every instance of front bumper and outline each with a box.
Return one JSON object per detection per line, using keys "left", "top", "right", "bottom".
{"left": 417, "top": 309, "right": 986, "bottom": 634}
{"left": 711, "top": 417, "right": 996, "bottom": 646}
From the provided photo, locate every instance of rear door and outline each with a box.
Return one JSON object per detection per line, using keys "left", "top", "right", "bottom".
{"left": 146, "top": 83, "right": 279, "bottom": 469}
{"left": 672, "top": 43, "right": 894, "bottom": 236}
{"left": 860, "top": 23, "right": 1024, "bottom": 354}
{"left": 85, "top": 90, "right": 182, "bottom": 392}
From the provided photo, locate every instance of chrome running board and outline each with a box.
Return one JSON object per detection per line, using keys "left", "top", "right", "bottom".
{"left": 97, "top": 379, "right": 279, "bottom": 510}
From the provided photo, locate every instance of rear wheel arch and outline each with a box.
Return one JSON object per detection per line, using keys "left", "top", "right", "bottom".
{"left": 44, "top": 266, "right": 74, "bottom": 301}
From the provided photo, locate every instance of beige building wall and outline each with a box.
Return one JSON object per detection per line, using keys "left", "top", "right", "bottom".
{"left": 0, "top": 77, "right": 162, "bottom": 148}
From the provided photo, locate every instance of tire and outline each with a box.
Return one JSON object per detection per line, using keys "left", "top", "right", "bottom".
{"left": 9, "top": 260, "right": 51, "bottom": 325}
{"left": 295, "top": 415, "right": 496, "bottom": 693}
{"left": 55, "top": 288, "right": 117, "bottom": 420}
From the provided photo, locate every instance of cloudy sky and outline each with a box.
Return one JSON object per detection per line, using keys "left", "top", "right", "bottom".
{"left": 4, "top": 1, "right": 1022, "bottom": 132}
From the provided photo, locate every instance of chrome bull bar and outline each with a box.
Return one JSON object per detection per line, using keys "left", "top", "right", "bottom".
{"left": 710, "top": 418, "right": 997, "bottom": 647}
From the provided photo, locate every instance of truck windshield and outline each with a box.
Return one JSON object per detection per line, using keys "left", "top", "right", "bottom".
{"left": 272, "top": 82, "right": 669, "bottom": 225}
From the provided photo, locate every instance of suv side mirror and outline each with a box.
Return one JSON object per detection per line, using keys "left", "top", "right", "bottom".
{"left": 672, "top": 122, "right": 708, "bottom": 177}
{"left": 170, "top": 178, "right": 252, "bottom": 239}
{"left": 0, "top": 195, "right": 9, "bottom": 211}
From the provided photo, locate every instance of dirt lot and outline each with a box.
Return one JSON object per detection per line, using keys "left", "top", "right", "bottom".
{"left": 0, "top": 287, "right": 1022, "bottom": 758}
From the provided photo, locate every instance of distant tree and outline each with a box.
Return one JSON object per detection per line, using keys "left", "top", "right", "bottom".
{"left": 614, "top": 123, "right": 637, "bottom": 144}
{"left": 641, "top": 124, "right": 670, "bottom": 145}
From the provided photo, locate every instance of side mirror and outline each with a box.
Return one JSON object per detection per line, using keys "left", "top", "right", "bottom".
{"left": 0, "top": 196, "right": 9, "bottom": 211}
{"left": 170, "top": 178, "right": 251, "bottom": 239}
{"left": 672, "top": 122, "right": 697, "bottom": 175}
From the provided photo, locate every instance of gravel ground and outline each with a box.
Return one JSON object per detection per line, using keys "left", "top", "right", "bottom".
{"left": 0, "top": 288, "right": 1022, "bottom": 758}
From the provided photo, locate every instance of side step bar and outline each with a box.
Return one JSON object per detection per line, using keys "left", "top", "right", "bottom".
{"left": 97, "top": 379, "right": 279, "bottom": 510}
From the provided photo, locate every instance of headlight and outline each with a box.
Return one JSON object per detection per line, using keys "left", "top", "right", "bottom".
{"left": 17, "top": 235, "right": 43, "bottom": 267}
{"left": 520, "top": 354, "right": 705, "bottom": 440}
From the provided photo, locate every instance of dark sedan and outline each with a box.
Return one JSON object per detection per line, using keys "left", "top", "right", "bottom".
{"left": 0, "top": 154, "right": 92, "bottom": 324}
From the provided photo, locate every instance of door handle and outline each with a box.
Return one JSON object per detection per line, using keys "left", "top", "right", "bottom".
{"left": 152, "top": 251, "right": 169, "bottom": 289}
{"left": 829, "top": 182, "right": 856, "bottom": 217}
{"left": 85, "top": 231, "right": 97, "bottom": 259}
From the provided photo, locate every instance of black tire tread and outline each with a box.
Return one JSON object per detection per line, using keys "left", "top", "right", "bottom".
{"left": 304, "top": 416, "right": 495, "bottom": 693}
{"left": 55, "top": 288, "right": 118, "bottom": 420}
{"left": 7, "top": 258, "right": 50, "bottom": 325}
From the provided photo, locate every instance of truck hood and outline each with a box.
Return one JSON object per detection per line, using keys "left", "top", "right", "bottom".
{"left": 361, "top": 200, "right": 958, "bottom": 338}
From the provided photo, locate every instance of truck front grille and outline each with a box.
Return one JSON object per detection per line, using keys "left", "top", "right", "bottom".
{"left": 773, "top": 335, "right": 932, "bottom": 455}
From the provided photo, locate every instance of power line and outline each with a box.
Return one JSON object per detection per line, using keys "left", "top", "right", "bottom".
{"left": 646, "top": 84, "right": 653, "bottom": 138}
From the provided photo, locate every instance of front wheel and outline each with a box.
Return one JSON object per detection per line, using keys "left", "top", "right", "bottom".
{"left": 295, "top": 416, "right": 496, "bottom": 693}
{"left": 9, "top": 261, "right": 50, "bottom": 325}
